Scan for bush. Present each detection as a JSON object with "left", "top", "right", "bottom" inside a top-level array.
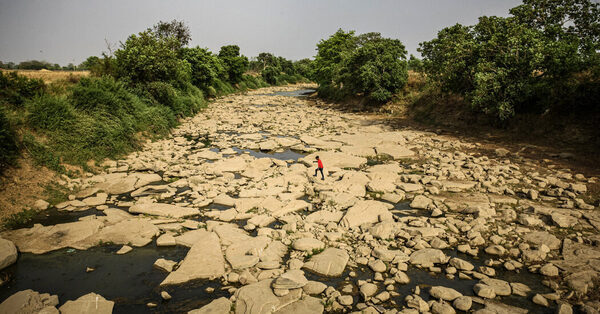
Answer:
[
  {"left": 419, "top": 0, "right": 600, "bottom": 120},
  {"left": 22, "top": 133, "right": 65, "bottom": 173},
  {"left": 0, "top": 71, "right": 45, "bottom": 106},
  {"left": 26, "top": 95, "right": 75, "bottom": 131},
  {"left": 0, "top": 109, "right": 19, "bottom": 172},
  {"left": 70, "top": 76, "right": 144, "bottom": 116},
  {"left": 261, "top": 67, "right": 279, "bottom": 85},
  {"left": 114, "top": 29, "right": 191, "bottom": 85},
  {"left": 218, "top": 45, "right": 249, "bottom": 84},
  {"left": 181, "top": 47, "right": 226, "bottom": 89}
]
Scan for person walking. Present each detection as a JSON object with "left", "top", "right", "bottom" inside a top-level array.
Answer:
[{"left": 313, "top": 156, "right": 325, "bottom": 180}]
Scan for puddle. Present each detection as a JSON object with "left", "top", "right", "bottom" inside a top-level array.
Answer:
[
  {"left": 232, "top": 147, "right": 305, "bottom": 161},
  {"left": 11, "top": 207, "right": 107, "bottom": 229},
  {"left": 0, "top": 244, "right": 232, "bottom": 313},
  {"left": 259, "top": 89, "right": 316, "bottom": 97}
]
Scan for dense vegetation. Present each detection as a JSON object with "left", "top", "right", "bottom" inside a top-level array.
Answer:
[
  {"left": 0, "top": 20, "right": 307, "bottom": 175},
  {"left": 419, "top": 0, "right": 600, "bottom": 120},
  {"left": 311, "top": 30, "right": 409, "bottom": 102}
]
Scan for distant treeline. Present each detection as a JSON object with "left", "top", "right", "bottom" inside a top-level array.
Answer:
[{"left": 0, "top": 20, "right": 310, "bottom": 175}]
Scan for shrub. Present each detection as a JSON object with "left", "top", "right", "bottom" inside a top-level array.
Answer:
[
  {"left": 0, "top": 109, "right": 19, "bottom": 172},
  {"left": 261, "top": 67, "right": 279, "bottom": 85},
  {"left": 0, "top": 71, "right": 45, "bottom": 106},
  {"left": 26, "top": 94, "right": 75, "bottom": 131},
  {"left": 70, "top": 76, "right": 144, "bottom": 117},
  {"left": 218, "top": 45, "right": 249, "bottom": 84},
  {"left": 181, "top": 47, "right": 226, "bottom": 89},
  {"left": 114, "top": 29, "right": 191, "bottom": 85},
  {"left": 22, "top": 133, "right": 65, "bottom": 173}
]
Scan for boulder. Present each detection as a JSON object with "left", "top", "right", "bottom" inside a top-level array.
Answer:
[
  {"left": 429, "top": 286, "right": 462, "bottom": 301},
  {"left": 410, "top": 195, "right": 432, "bottom": 209},
  {"left": 301, "top": 151, "right": 367, "bottom": 169},
  {"left": 272, "top": 270, "right": 308, "bottom": 289},
  {"left": 59, "top": 293, "right": 113, "bottom": 314},
  {"left": 0, "top": 290, "right": 59, "bottom": 313},
  {"left": 225, "top": 236, "right": 271, "bottom": 269},
  {"left": 234, "top": 279, "right": 302, "bottom": 314},
  {"left": 374, "top": 144, "right": 415, "bottom": 159},
  {"left": 340, "top": 200, "right": 394, "bottom": 228},
  {"left": 161, "top": 231, "right": 225, "bottom": 285},
  {"left": 0, "top": 237, "right": 18, "bottom": 270},
  {"left": 188, "top": 297, "right": 231, "bottom": 314},
  {"left": 292, "top": 238, "right": 325, "bottom": 252},
  {"left": 1, "top": 220, "right": 103, "bottom": 254},
  {"left": 303, "top": 248, "right": 349, "bottom": 277},
  {"left": 522, "top": 231, "right": 561, "bottom": 250},
  {"left": 409, "top": 248, "right": 448, "bottom": 266},
  {"left": 129, "top": 203, "right": 199, "bottom": 218},
  {"left": 273, "top": 296, "right": 323, "bottom": 314}
]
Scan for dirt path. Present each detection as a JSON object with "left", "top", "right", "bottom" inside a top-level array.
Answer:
[{"left": 1, "top": 85, "right": 599, "bottom": 313}]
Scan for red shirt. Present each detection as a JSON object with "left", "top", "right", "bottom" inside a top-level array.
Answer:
[{"left": 317, "top": 159, "right": 323, "bottom": 168}]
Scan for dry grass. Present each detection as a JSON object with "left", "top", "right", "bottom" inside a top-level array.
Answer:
[{"left": 0, "top": 69, "right": 90, "bottom": 84}]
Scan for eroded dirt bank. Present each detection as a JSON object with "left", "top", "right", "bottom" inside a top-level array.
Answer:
[{"left": 1, "top": 85, "right": 599, "bottom": 313}]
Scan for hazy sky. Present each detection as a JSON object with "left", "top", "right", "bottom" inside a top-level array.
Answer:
[{"left": 0, "top": 0, "right": 522, "bottom": 65}]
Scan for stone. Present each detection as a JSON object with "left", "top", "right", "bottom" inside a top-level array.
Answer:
[
  {"left": 409, "top": 248, "right": 448, "bottom": 266},
  {"left": 375, "top": 144, "right": 415, "bottom": 159},
  {"left": 303, "top": 248, "right": 349, "bottom": 277},
  {"left": 0, "top": 290, "right": 59, "bottom": 313},
  {"left": 556, "top": 303, "right": 573, "bottom": 314},
  {"left": 484, "top": 245, "right": 506, "bottom": 256},
  {"left": 0, "top": 237, "right": 18, "bottom": 270},
  {"left": 59, "top": 293, "right": 114, "bottom": 314},
  {"left": 272, "top": 270, "right": 308, "bottom": 289},
  {"left": 188, "top": 297, "right": 232, "bottom": 314},
  {"left": 551, "top": 213, "right": 578, "bottom": 228},
  {"left": 33, "top": 199, "right": 50, "bottom": 210},
  {"left": 157, "top": 234, "right": 177, "bottom": 246},
  {"left": 453, "top": 296, "right": 472, "bottom": 311},
  {"left": 225, "top": 236, "right": 270, "bottom": 270},
  {"left": 479, "top": 278, "right": 511, "bottom": 296},
  {"left": 161, "top": 231, "right": 225, "bottom": 285},
  {"left": 429, "top": 286, "right": 462, "bottom": 301},
  {"left": 161, "top": 291, "right": 171, "bottom": 300},
  {"left": 83, "top": 193, "right": 108, "bottom": 206},
  {"left": 116, "top": 245, "right": 132, "bottom": 255},
  {"left": 301, "top": 151, "right": 367, "bottom": 169},
  {"left": 431, "top": 301, "right": 456, "bottom": 314},
  {"left": 360, "top": 283, "right": 378, "bottom": 299},
  {"left": 1, "top": 219, "right": 103, "bottom": 254},
  {"left": 154, "top": 258, "right": 177, "bottom": 272},
  {"left": 129, "top": 203, "right": 199, "bottom": 218},
  {"left": 340, "top": 200, "right": 394, "bottom": 228},
  {"left": 522, "top": 231, "right": 561, "bottom": 250},
  {"left": 473, "top": 283, "right": 496, "bottom": 299},
  {"left": 303, "top": 281, "right": 327, "bottom": 295},
  {"left": 234, "top": 279, "right": 301, "bottom": 314},
  {"left": 540, "top": 263, "right": 559, "bottom": 277},
  {"left": 273, "top": 296, "right": 323, "bottom": 313},
  {"left": 368, "top": 259, "right": 387, "bottom": 273},
  {"left": 410, "top": 195, "right": 432, "bottom": 209},
  {"left": 213, "top": 193, "right": 236, "bottom": 207},
  {"left": 338, "top": 295, "right": 354, "bottom": 306},
  {"left": 532, "top": 294, "right": 548, "bottom": 307},
  {"left": 292, "top": 238, "right": 325, "bottom": 252},
  {"left": 510, "top": 282, "right": 531, "bottom": 297}
]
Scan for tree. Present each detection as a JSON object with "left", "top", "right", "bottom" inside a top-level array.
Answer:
[
  {"left": 407, "top": 55, "right": 424, "bottom": 72},
  {"left": 181, "top": 46, "right": 226, "bottom": 89},
  {"left": 339, "top": 36, "right": 408, "bottom": 102},
  {"left": 257, "top": 52, "right": 277, "bottom": 71},
  {"left": 152, "top": 19, "right": 191, "bottom": 50},
  {"left": 79, "top": 56, "right": 101, "bottom": 70},
  {"left": 218, "top": 45, "right": 249, "bottom": 84},
  {"left": 313, "top": 29, "right": 356, "bottom": 87},
  {"left": 114, "top": 29, "right": 191, "bottom": 85}
]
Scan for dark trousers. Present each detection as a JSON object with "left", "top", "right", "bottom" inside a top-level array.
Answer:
[{"left": 314, "top": 167, "right": 324, "bottom": 179}]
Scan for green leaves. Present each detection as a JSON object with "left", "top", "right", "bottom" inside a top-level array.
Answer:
[
  {"left": 419, "top": 0, "right": 600, "bottom": 120},
  {"left": 218, "top": 45, "right": 249, "bottom": 84},
  {"left": 314, "top": 30, "right": 409, "bottom": 102}
]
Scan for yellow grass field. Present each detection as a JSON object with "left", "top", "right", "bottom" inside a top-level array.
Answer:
[{"left": 0, "top": 69, "right": 90, "bottom": 83}]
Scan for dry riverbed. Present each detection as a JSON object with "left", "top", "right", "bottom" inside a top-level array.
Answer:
[{"left": 0, "top": 85, "right": 599, "bottom": 313}]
